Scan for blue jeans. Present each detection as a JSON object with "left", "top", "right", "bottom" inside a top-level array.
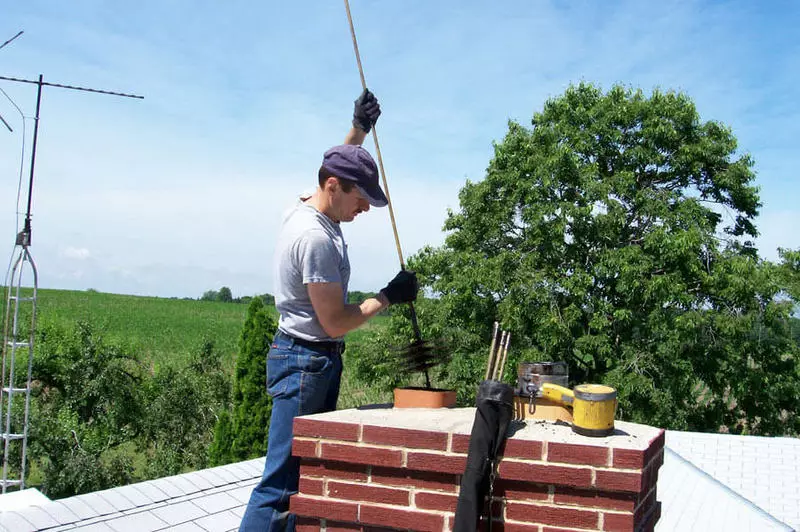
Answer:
[{"left": 239, "top": 331, "right": 343, "bottom": 532}]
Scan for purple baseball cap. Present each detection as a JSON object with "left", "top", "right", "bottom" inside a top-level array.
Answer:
[{"left": 321, "top": 145, "right": 388, "bottom": 207}]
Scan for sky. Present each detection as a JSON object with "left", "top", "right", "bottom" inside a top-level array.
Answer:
[{"left": 0, "top": 0, "right": 798, "bottom": 299}]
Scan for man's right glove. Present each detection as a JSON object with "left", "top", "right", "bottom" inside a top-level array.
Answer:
[
  {"left": 353, "top": 88, "right": 381, "bottom": 133},
  {"left": 380, "top": 270, "right": 418, "bottom": 305}
]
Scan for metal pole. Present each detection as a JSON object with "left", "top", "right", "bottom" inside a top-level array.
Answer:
[{"left": 21, "top": 75, "right": 43, "bottom": 244}]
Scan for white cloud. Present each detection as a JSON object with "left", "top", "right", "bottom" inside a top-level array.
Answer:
[{"left": 61, "top": 246, "right": 91, "bottom": 260}]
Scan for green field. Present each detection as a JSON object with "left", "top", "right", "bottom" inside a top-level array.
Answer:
[
  {"left": 7, "top": 287, "right": 391, "bottom": 408},
  {"left": 14, "top": 288, "right": 249, "bottom": 368}
]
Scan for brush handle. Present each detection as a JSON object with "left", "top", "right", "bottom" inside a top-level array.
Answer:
[
  {"left": 344, "top": 0, "right": 406, "bottom": 271},
  {"left": 345, "top": 0, "right": 432, "bottom": 390}
]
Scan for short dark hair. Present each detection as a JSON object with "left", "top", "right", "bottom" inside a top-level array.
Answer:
[{"left": 318, "top": 166, "right": 354, "bottom": 192}]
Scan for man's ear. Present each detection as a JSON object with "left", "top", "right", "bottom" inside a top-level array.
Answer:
[{"left": 326, "top": 176, "right": 341, "bottom": 192}]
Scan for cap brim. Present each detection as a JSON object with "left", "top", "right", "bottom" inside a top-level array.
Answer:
[{"left": 355, "top": 184, "right": 388, "bottom": 208}]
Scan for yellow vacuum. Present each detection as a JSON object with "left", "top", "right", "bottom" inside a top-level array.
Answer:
[
  {"left": 514, "top": 362, "right": 617, "bottom": 437},
  {"left": 538, "top": 383, "right": 618, "bottom": 437}
]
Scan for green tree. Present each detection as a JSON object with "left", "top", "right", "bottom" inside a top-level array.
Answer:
[
  {"left": 218, "top": 286, "right": 233, "bottom": 303},
  {"left": 210, "top": 297, "right": 277, "bottom": 464},
  {"left": 140, "top": 339, "right": 231, "bottom": 477},
  {"left": 387, "top": 83, "right": 799, "bottom": 435},
  {"left": 31, "top": 321, "right": 145, "bottom": 497},
  {"left": 201, "top": 289, "right": 219, "bottom": 301}
]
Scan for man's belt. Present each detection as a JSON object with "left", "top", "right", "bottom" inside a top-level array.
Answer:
[{"left": 276, "top": 330, "right": 345, "bottom": 354}]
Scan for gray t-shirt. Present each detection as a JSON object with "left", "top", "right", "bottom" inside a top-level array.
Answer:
[{"left": 274, "top": 199, "right": 350, "bottom": 341}]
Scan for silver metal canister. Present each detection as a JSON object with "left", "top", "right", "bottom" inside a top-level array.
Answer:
[{"left": 516, "top": 361, "right": 569, "bottom": 397}]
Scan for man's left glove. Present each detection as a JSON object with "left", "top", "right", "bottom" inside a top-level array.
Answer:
[
  {"left": 380, "top": 270, "right": 418, "bottom": 305},
  {"left": 353, "top": 88, "right": 381, "bottom": 133}
]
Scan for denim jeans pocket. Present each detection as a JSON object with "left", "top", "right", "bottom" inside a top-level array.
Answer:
[
  {"left": 299, "top": 354, "right": 332, "bottom": 375},
  {"left": 267, "top": 352, "right": 290, "bottom": 398}
]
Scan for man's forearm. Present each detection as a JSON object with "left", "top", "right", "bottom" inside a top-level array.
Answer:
[
  {"left": 325, "top": 294, "right": 389, "bottom": 338},
  {"left": 344, "top": 127, "right": 368, "bottom": 146}
]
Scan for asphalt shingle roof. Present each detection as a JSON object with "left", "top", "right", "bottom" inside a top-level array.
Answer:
[
  {"left": 665, "top": 431, "right": 800, "bottom": 531},
  {"left": 0, "top": 459, "right": 263, "bottom": 532}
]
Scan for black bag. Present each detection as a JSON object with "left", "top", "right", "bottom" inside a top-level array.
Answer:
[{"left": 453, "top": 379, "right": 514, "bottom": 532}]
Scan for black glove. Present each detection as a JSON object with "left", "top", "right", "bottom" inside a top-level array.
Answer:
[
  {"left": 380, "top": 270, "right": 418, "bottom": 305},
  {"left": 353, "top": 88, "right": 381, "bottom": 133}
]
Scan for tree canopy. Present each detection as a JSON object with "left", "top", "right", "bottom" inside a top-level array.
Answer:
[{"left": 388, "top": 83, "right": 799, "bottom": 435}]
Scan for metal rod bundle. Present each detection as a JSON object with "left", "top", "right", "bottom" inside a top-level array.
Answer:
[{"left": 485, "top": 321, "right": 511, "bottom": 382}]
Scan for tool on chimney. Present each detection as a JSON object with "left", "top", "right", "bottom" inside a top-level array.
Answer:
[
  {"left": 484, "top": 321, "right": 511, "bottom": 382},
  {"left": 515, "top": 361, "right": 618, "bottom": 437}
]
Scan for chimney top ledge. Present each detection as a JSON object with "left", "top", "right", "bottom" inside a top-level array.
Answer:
[{"left": 300, "top": 406, "right": 661, "bottom": 450}]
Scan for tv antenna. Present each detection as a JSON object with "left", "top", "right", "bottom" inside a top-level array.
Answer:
[{"left": 0, "top": 66, "right": 142, "bottom": 493}]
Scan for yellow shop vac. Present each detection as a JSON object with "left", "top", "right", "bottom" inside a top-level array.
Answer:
[
  {"left": 538, "top": 382, "right": 618, "bottom": 437},
  {"left": 514, "top": 362, "right": 618, "bottom": 437}
]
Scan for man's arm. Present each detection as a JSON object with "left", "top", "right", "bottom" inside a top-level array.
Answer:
[
  {"left": 308, "top": 282, "right": 388, "bottom": 338},
  {"left": 344, "top": 127, "right": 368, "bottom": 146}
]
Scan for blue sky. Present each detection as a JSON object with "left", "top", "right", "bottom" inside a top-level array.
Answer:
[{"left": 0, "top": 0, "right": 798, "bottom": 298}]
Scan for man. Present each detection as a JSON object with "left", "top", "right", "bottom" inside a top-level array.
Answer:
[{"left": 239, "top": 90, "right": 418, "bottom": 531}]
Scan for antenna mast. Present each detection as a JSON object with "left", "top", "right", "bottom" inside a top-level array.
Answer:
[{"left": 0, "top": 67, "right": 142, "bottom": 493}]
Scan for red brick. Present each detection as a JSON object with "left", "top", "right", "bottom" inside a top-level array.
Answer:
[
  {"left": 406, "top": 451, "right": 467, "bottom": 474},
  {"left": 451, "top": 433, "right": 471, "bottom": 453},
  {"left": 362, "top": 425, "right": 449, "bottom": 451},
  {"left": 300, "top": 459, "right": 369, "bottom": 482},
  {"left": 294, "top": 418, "right": 360, "bottom": 441},
  {"left": 634, "top": 487, "right": 657, "bottom": 518},
  {"left": 371, "top": 467, "right": 458, "bottom": 492},
  {"left": 650, "top": 449, "right": 665, "bottom": 469},
  {"left": 290, "top": 494, "right": 358, "bottom": 522},
  {"left": 648, "top": 430, "right": 665, "bottom": 454},
  {"left": 548, "top": 442, "right": 609, "bottom": 467},
  {"left": 362, "top": 527, "right": 400, "bottom": 532},
  {"left": 595, "top": 470, "right": 642, "bottom": 493},
  {"left": 321, "top": 443, "right": 403, "bottom": 468},
  {"left": 292, "top": 438, "right": 318, "bottom": 459},
  {"left": 479, "top": 521, "right": 538, "bottom": 532},
  {"left": 327, "top": 480, "right": 409, "bottom": 506},
  {"left": 415, "top": 491, "right": 458, "bottom": 512},
  {"left": 642, "top": 430, "right": 665, "bottom": 464},
  {"left": 298, "top": 476, "right": 324, "bottom": 496},
  {"left": 603, "top": 511, "right": 635, "bottom": 531},
  {"left": 295, "top": 516, "right": 321, "bottom": 532},
  {"left": 326, "top": 521, "right": 363, "bottom": 532},
  {"left": 502, "top": 439, "right": 544, "bottom": 460},
  {"left": 612, "top": 448, "right": 646, "bottom": 469},
  {"left": 499, "top": 461, "right": 593, "bottom": 488},
  {"left": 506, "top": 501, "right": 600, "bottom": 529},
  {"left": 359, "top": 504, "right": 445, "bottom": 532},
  {"left": 554, "top": 487, "right": 637, "bottom": 512},
  {"left": 634, "top": 500, "right": 661, "bottom": 532},
  {"left": 495, "top": 479, "right": 550, "bottom": 502}
]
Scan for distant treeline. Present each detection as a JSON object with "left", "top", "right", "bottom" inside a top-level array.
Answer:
[{"left": 198, "top": 286, "right": 378, "bottom": 307}]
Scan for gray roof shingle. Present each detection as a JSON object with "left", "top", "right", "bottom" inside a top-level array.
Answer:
[
  {"left": 666, "top": 431, "right": 800, "bottom": 530},
  {"left": 0, "top": 457, "right": 263, "bottom": 532}
]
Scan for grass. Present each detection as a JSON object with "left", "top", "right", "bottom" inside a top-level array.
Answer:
[
  {"left": 5, "top": 287, "right": 390, "bottom": 407},
  {"left": 5, "top": 288, "right": 249, "bottom": 369}
]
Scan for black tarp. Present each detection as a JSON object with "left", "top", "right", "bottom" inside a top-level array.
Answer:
[{"left": 453, "top": 379, "right": 514, "bottom": 532}]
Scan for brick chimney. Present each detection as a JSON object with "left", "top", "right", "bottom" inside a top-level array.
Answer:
[{"left": 290, "top": 407, "right": 663, "bottom": 531}]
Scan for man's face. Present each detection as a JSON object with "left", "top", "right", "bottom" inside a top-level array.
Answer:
[{"left": 333, "top": 180, "right": 371, "bottom": 223}]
